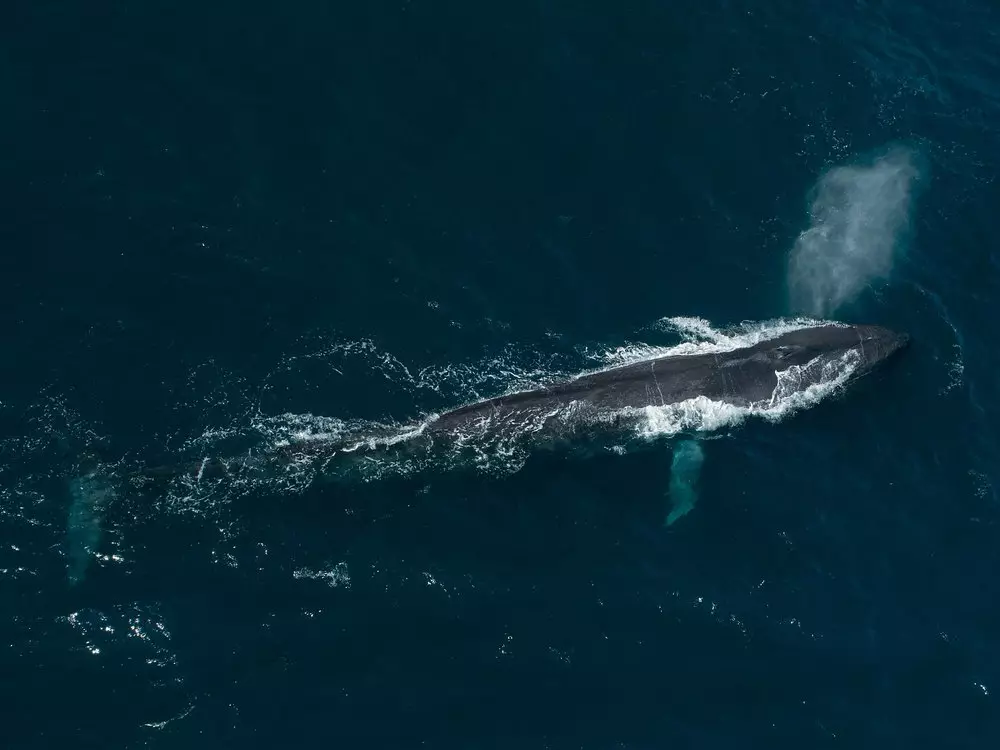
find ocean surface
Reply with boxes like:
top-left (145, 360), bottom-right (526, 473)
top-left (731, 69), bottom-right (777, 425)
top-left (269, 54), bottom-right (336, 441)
top-left (3, 1), bottom-right (1000, 747)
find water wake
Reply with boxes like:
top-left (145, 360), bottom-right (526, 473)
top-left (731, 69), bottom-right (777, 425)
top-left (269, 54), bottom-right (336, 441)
top-left (788, 146), bottom-right (922, 316)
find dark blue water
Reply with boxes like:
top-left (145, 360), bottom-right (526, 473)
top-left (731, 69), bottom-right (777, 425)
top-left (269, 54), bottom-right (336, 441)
top-left (3, 1), bottom-right (1000, 747)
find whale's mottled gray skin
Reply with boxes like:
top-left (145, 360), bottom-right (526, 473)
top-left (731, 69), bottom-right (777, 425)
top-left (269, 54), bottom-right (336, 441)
top-left (137, 323), bottom-right (907, 482)
top-left (424, 324), bottom-right (908, 435)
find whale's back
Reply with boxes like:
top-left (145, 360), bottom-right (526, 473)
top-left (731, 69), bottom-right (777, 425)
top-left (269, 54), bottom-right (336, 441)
top-left (427, 348), bottom-right (778, 434)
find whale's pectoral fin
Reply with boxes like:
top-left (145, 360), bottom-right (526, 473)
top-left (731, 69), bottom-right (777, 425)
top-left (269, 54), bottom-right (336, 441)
top-left (665, 439), bottom-right (704, 526)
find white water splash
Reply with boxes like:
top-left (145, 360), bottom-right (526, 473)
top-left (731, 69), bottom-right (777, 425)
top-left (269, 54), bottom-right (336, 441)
top-left (633, 347), bottom-right (861, 440)
top-left (598, 316), bottom-right (838, 367)
top-left (788, 146), bottom-right (922, 316)
top-left (293, 562), bottom-right (351, 588)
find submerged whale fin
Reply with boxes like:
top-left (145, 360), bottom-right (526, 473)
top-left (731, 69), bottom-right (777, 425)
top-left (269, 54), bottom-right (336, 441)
top-left (66, 469), bottom-right (116, 586)
top-left (666, 439), bottom-right (704, 525)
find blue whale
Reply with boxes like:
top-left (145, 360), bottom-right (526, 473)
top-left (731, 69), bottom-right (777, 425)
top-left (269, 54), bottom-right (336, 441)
top-left (424, 323), bottom-right (908, 436)
top-left (138, 322), bottom-right (908, 483)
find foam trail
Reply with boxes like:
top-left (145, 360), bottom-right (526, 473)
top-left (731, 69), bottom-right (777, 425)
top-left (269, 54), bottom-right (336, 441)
top-left (666, 440), bottom-right (704, 525)
top-left (788, 146), bottom-right (921, 316)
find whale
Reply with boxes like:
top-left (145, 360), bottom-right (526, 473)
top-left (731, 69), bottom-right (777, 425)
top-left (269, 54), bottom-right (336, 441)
top-left (133, 322), bottom-right (908, 487)
top-left (421, 323), bottom-right (908, 437)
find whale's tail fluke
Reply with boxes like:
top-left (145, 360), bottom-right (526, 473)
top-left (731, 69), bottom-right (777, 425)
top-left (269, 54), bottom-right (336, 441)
top-left (66, 468), bottom-right (116, 586)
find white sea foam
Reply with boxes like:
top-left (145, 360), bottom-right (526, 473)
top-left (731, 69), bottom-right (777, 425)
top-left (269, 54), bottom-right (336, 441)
top-left (597, 316), bottom-right (837, 367)
top-left (633, 348), bottom-right (861, 440)
top-left (293, 562), bottom-right (351, 588)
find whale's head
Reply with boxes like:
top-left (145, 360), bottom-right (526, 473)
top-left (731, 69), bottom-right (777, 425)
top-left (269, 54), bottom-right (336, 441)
top-left (754, 323), bottom-right (909, 391)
